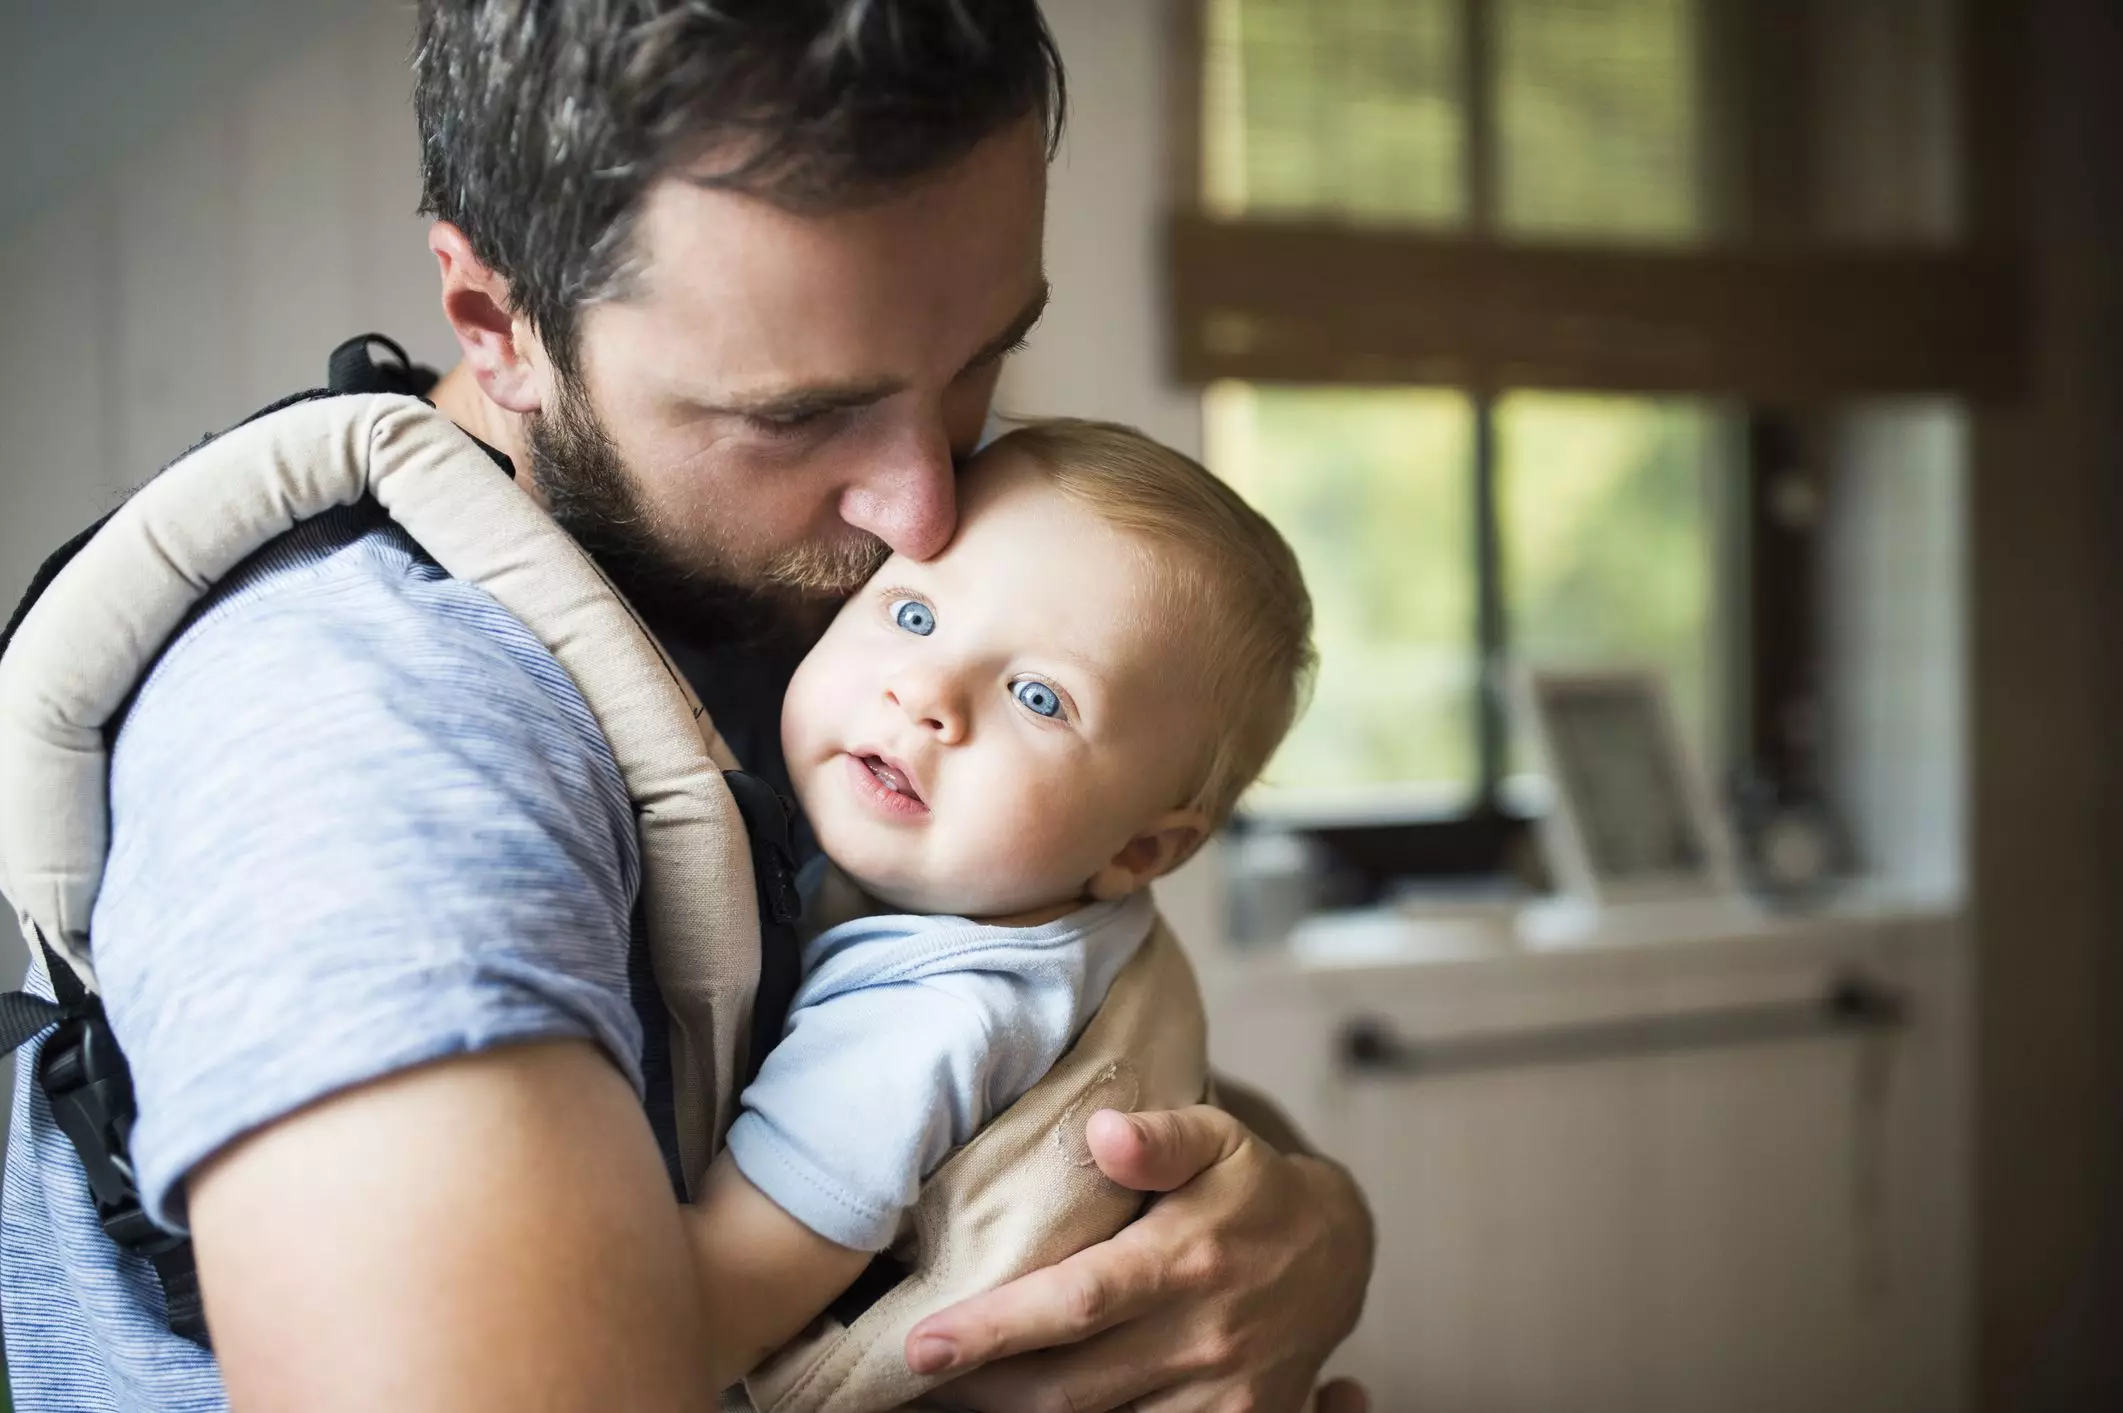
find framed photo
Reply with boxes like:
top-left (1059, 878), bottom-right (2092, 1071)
top-left (1513, 667), bottom-right (1744, 907)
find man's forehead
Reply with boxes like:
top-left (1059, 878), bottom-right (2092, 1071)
top-left (610, 123), bottom-right (1048, 393)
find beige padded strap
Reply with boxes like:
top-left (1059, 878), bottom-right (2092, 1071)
top-left (0, 394), bottom-right (754, 1179)
top-left (745, 916), bottom-right (1210, 1413)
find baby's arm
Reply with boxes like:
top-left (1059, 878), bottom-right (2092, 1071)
top-left (681, 1155), bottom-right (871, 1390)
top-left (694, 908), bottom-right (1137, 1383)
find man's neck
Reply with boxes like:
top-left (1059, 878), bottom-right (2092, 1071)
top-left (429, 362), bottom-right (537, 499)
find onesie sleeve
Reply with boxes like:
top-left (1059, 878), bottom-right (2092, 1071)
top-left (722, 967), bottom-right (1059, 1251)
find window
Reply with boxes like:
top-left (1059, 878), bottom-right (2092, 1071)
top-left (1207, 384), bottom-right (1478, 809)
top-left (1172, 0), bottom-right (2019, 899)
top-left (1203, 0), bottom-right (1706, 241)
top-left (1210, 383), bottom-right (1730, 820)
top-left (1197, 0), bottom-right (1732, 823)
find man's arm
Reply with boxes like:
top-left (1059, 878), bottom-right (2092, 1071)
top-left (190, 1040), bottom-right (720, 1412)
top-left (913, 1106), bottom-right (1375, 1413)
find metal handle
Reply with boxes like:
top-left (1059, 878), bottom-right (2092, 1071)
top-left (1340, 971), bottom-right (1906, 1080)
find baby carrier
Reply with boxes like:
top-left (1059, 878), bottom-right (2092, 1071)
top-left (0, 338), bottom-right (1208, 1412)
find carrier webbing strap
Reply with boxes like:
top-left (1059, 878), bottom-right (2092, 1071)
top-left (725, 770), bottom-right (803, 1085)
top-left (0, 944), bottom-right (210, 1345)
top-left (328, 333), bottom-right (439, 400)
top-left (3, 502), bottom-right (217, 1344)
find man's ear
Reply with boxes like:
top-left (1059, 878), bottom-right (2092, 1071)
top-left (1086, 809), bottom-right (1212, 901)
top-left (429, 221), bottom-right (545, 415)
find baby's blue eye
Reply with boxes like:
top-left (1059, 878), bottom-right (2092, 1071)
top-left (892, 599), bottom-right (936, 636)
top-left (1013, 679), bottom-right (1064, 719)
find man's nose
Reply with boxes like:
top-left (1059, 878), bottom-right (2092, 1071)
top-left (886, 665), bottom-right (969, 744)
top-left (839, 422), bottom-right (957, 562)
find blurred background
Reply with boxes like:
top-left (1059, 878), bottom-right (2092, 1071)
top-left (1, 0), bottom-right (2119, 1408)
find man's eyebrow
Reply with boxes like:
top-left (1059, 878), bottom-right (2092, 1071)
top-left (694, 280), bottom-right (1048, 422)
top-left (961, 280), bottom-right (1051, 373)
top-left (700, 376), bottom-right (907, 423)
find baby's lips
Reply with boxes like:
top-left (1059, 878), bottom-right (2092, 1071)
top-left (851, 746), bottom-right (928, 805)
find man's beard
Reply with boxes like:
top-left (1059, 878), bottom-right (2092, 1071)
top-left (525, 377), bottom-right (888, 643)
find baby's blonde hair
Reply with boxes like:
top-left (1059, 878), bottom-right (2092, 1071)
top-left (985, 418), bottom-right (1315, 829)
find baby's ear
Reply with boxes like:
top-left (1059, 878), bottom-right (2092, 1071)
top-left (1086, 809), bottom-right (1211, 900)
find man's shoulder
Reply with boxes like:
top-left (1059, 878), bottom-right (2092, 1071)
top-left (169, 501), bottom-right (543, 677)
top-left (110, 497), bottom-right (638, 889)
top-left (134, 501), bottom-right (611, 762)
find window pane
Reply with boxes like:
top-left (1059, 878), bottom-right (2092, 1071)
top-left (1205, 384), bottom-right (1478, 811)
top-left (1498, 393), bottom-right (1726, 771)
top-left (1202, 0), bottom-right (1704, 240)
top-left (1496, 0), bottom-right (1704, 239)
top-left (1203, 0), bottom-right (1465, 225)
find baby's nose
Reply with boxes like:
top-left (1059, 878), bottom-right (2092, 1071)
top-left (888, 673), bottom-right (969, 743)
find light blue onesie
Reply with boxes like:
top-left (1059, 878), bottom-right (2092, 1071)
top-left (723, 887), bottom-right (1154, 1250)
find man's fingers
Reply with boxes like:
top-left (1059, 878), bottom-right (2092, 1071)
top-left (933, 1324), bottom-right (1170, 1413)
top-left (907, 1235), bottom-right (1160, 1377)
top-left (1313, 1377), bottom-right (1371, 1413)
top-left (1084, 1105), bottom-right (1246, 1194)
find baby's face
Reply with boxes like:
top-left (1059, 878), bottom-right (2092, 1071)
top-left (780, 447), bottom-right (1209, 922)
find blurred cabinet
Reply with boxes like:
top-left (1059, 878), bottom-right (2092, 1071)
top-left (1199, 909), bottom-right (1967, 1412)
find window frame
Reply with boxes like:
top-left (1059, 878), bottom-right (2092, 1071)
top-left (1170, 0), bottom-right (2028, 888)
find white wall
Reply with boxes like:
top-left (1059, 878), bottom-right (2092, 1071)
top-left (0, 0), bottom-right (450, 615)
top-left (997, 0), bottom-right (1200, 458)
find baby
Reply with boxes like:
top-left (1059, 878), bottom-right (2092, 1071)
top-left (678, 418), bottom-right (1315, 1385)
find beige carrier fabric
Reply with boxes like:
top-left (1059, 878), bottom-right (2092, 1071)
top-left (745, 914), bottom-right (1210, 1413)
top-left (0, 394), bottom-right (756, 1181)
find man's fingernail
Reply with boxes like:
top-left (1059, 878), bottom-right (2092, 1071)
top-left (1100, 1108), bottom-right (1144, 1140)
top-left (909, 1334), bottom-right (959, 1374)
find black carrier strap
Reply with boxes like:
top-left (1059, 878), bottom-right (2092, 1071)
top-left (725, 770), bottom-right (805, 1084)
top-left (327, 333), bottom-right (439, 399)
top-left (0, 335), bottom-right (805, 1349)
top-left (0, 946), bottom-right (210, 1344)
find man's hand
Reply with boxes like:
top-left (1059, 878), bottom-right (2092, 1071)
top-left (910, 1105), bottom-right (1375, 1413)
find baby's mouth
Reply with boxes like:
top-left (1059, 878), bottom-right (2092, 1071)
top-left (859, 753), bottom-right (926, 806)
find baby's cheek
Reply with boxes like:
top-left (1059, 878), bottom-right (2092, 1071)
top-left (971, 776), bottom-right (1100, 885)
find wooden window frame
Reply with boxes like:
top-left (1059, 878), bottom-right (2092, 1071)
top-left (1170, 0), bottom-right (2030, 887)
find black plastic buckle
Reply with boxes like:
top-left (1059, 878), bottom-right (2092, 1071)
top-left (40, 1007), bottom-right (181, 1254)
top-left (39, 1000), bottom-right (209, 1344)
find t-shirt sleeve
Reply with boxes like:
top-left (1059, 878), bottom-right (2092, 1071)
top-left (723, 968), bottom-right (1058, 1252)
top-left (89, 563), bottom-right (644, 1233)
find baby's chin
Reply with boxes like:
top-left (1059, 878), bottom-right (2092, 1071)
top-left (820, 839), bottom-right (1078, 925)
top-left (800, 780), bottom-right (1088, 922)
top-left (840, 865), bottom-right (1060, 923)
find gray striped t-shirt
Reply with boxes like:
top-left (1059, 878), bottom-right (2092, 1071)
top-left (2, 503), bottom-right (644, 1410)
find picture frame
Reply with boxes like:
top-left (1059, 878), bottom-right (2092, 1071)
top-left (1513, 666), bottom-right (1745, 908)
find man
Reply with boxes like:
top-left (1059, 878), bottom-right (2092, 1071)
top-left (0, 3), bottom-right (1373, 1409)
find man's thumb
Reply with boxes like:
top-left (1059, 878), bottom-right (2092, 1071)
top-left (1084, 1105), bottom-right (1243, 1193)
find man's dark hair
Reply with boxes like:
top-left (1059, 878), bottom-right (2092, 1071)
top-left (414, 0), bottom-right (1065, 381)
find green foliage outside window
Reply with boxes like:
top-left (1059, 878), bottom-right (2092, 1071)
top-left (1208, 385), bottom-right (1478, 805)
top-left (1211, 387), bottom-right (1722, 810)
top-left (1499, 393), bottom-right (1723, 763)
top-left (1496, 0), bottom-right (1701, 239)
